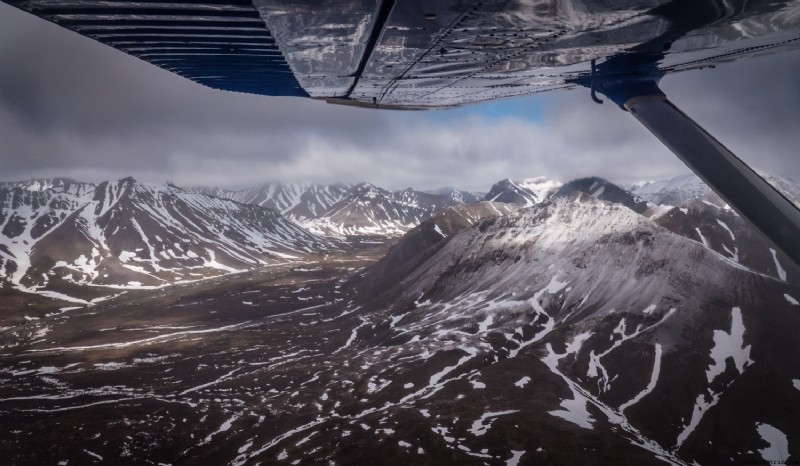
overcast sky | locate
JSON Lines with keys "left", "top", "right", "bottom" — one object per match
{"left": 1, "top": 3, "right": 798, "bottom": 192}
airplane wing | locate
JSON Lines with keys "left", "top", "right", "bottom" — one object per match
{"left": 3, "top": 0, "right": 799, "bottom": 108}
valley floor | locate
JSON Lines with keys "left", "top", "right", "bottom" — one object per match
{"left": 0, "top": 250, "right": 669, "bottom": 466}
{"left": 1, "top": 250, "right": 395, "bottom": 465}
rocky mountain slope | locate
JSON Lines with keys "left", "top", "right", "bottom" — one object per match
{"left": 628, "top": 174, "right": 800, "bottom": 283}
{"left": 631, "top": 173, "right": 800, "bottom": 209}
{"left": 484, "top": 176, "right": 562, "bottom": 206}
{"left": 358, "top": 201, "right": 518, "bottom": 294}
{"left": 0, "top": 178, "right": 333, "bottom": 304}
{"left": 424, "top": 187, "right": 485, "bottom": 204}
{"left": 303, "top": 183, "right": 459, "bottom": 237}
{"left": 192, "top": 183, "right": 353, "bottom": 222}
{"left": 347, "top": 184, "right": 799, "bottom": 465}
{"left": 195, "top": 182, "right": 463, "bottom": 237}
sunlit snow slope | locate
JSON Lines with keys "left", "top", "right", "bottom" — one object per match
{"left": 0, "top": 178, "right": 332, "bottom": 303}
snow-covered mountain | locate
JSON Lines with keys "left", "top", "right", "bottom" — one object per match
{"left": 349, "top": 184, "right": 800, "bottom": 465}
{"left": 631, "top": 173, "right": 800, "bottom": 209}
{"left": 359, "top": 201, "right": 518, "bottom": 294}
{"left": 550, "top": 177, "right": 796, "bottom": 282}
{"left": 0, "top": 178, "right": 333, "bottom": 303}
{"left": 766, "top": 175, "right": 800, "bottom": 207}
{"left": 304, "top": 183, "right": 459, "bottom": 237}
{"left": 484, "top": 176, "right": 562, "bottom": 206}
{"left": 191, "top": 177, "right": 563, "bottom": 238}
{"left": 193, "top": 182, "right": 462, "bottom": 237}
{"left": 628, "top": 174, "right": 719, "bottom": 207}
{"left": 0, "top": 175, "right": 553, "bottom": 303}
{"left": 621, "top": 174, "right": 798, "bottom": 282}
{"left": 652, "top": 199, "right": 798, "bottom": 282}
{"left": 423, "top": 187, "right": 485, "bottom": 204}
{"left": 555, "top": 177, "right": 650, "bottom": 214}
{"left": 0, "top": 178, "right": 95, "bottom": 194}
{"left": 190, "top": 183, "right": 353, "bottom": 222}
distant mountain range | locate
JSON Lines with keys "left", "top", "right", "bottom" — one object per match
{"left": 191, "top": 183, "right": 353, "bottom": 222}
{"left": 628, "top": 172, "right": 800, "bottom": 209}
{"left": 0, "top": 178, "right": 333, "bottom": 304}
{"left": 2, "top": 173, "right": 798, "bottom": 304}
{"left": 190, "top": 182, "right": 486, "bottom": 237}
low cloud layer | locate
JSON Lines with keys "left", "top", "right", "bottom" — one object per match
{"left": 1, "top": 3, "right": 798, "bottom": 191}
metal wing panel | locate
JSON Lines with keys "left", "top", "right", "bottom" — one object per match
{"left": 344, "top": 0, "right": 800, "bottom": 108}
{"left": 3, "top": 0, "right": 800, "bottom": 107}
{"left": 251, "top": 0, "right": 382, "bottom": 97}
{"left": 348, "top": 0, "right": 674, "bottom": 107}
{"left": 2, "top": 0, "right": 308, "bottom": 97}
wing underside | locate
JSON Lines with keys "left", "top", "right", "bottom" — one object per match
{"left": 4, "top": 0, "right": 800, "bottom": 108}
{"left": 2, "top": 0, "right": 308, "bottom": 96}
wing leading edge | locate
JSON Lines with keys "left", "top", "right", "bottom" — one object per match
{"left": 6, "top": 0, "right": 800, "bottom": 107}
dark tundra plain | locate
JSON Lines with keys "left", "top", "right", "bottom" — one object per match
{"left": 1, "top": 176, "right": 799, "bottom": 465}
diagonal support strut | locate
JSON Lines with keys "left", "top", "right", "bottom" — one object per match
{"left": 595, "top": 76, "right": 800, "bottom": 270}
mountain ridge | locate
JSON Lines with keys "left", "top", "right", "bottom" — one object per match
{"left": 0, "top": 177, "right": 335, "bottom": 304}
{"left": 3, "top": 173, "right": 799, "bottom": 305}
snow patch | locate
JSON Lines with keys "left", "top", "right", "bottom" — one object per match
{"left": 756, "top": 423, "right": 789, "bottom": 463}
{"left": 469, "top": 379, "right": 486, "bottom": 389}
{"left": 770, "top": 248, "right": 787, "bottom": 281}
{"left": 716, "top": 220, "right": 735, "bottom": 241}
{"left": 706, "top": 307, "right": 753, "bottom": 384}
{"left": 543, "top": 335, "right": 594, "bottom": 429}
{"left": 619, "top": 344, "right": 662, "bottom": 412}
{"left": 118, "top": 250, "right": 137, "bottom": 262}
{"left": 468, "top": 410, "right": 519, "bottom": 436}
{"left": 203, "top": 415, "right": 238, "bottom": 444}
{"left": 506, "top": 450, "right": 525, "bottom": 466}
{"left": 677, "top": 308, "right": 754, "bottom": 450}
{"left": 84, "top": 450, "right": 103, "bottom": 461}
{"left": 366, "top": 377, "right": 391, "bottom": 394}
{"left": 695, "top": 228, "right": 709, "bottom": 248}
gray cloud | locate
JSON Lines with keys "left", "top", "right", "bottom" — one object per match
{"left": 0, "top": 2, "right": 798, "bottom": 192}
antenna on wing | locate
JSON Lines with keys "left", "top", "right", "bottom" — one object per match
{"left": 590, "top": 60, "right": 604, "bottom": 105}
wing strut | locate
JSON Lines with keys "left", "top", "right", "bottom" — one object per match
{"left": 595, "top": 76, "right": 800, "bottom": 269}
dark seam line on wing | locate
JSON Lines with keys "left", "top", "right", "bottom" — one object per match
{"left": 342, "top": 0, "right": 396, "bottom": 99}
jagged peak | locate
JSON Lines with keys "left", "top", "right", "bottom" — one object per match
{"left": 491, "top": 178, "right": 515, "bottom": 188}
{"left": 117, "top": 176, "right": 138, "bottom": 185}
{"left": 349, "top": 182, "right": 388, "bottom": 197}
{"left": 553, "top": 177, "right": 649, "bottom": 214}
{"left": 488, "top": 176, "right": 559, "bottom": 191}
{"left": 0, "top": 177, "right": 91, "bottom": 192}
{"left": 484, "top": 176, "right": 560, "bottom": 207}
{"left": 559, "top": 176, "right": 612, "bottom": 187}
